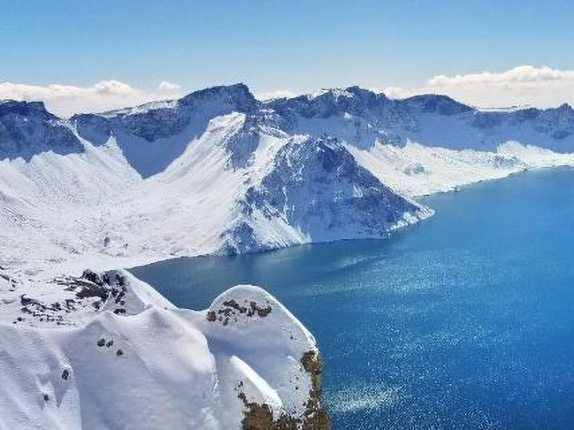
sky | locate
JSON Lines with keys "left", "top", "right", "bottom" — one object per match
{"left": 2, "top": 0, "right": 574, "bottom": 116}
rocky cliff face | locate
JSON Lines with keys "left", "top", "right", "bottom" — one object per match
{"left": 245, "top": 135, "right": 426, "bottom": 243}
{"left": 0, "top": 101, "right": 82, "bottom": 160}
{"left": 71, "top": 84, "right": 259, "bottom": 176}
{"left": 73, "top": 83, "right": 257, "bottom": 144}
{"left": 6, "top": 84, "right": 574, "bottom": 166}
{"left": 213, "top": 121, "right": 428, "bottom": 256}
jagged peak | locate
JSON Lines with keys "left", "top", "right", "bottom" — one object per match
{"left": 295, "top": 86, "right": 382, "bottom": 102}
{"left": 402, "top": 93, "right": 470, "bottom": 106}
{"left": 80, "top": 83, "right": 256, "bottom": 120}
{"left": 265, "top": 86, "right": 391, "bottom": 120}
{"left": 345, "top": 86, "right": 385, "bottom": 98}
{"left": 306, "top": 88, "right": 355, "bottom": 100}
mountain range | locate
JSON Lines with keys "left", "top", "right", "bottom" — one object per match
{"left": 3, "top": 83, "right": 574, "bottom": 274}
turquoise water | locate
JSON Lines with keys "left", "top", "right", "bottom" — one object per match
{"left": 130, "top": 168, "right": 574, "bottom": 429}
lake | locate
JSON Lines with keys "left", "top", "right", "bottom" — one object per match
{"left": 130, "top": 167, "right": 574, "bottom": 429}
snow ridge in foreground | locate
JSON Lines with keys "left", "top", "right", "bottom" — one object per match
{"left": 0, "top": 269, "right": 328, "bottom": 429}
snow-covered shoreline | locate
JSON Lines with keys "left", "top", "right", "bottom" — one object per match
{"left": 1, "top": 155, "right": 570, "bottom": 430}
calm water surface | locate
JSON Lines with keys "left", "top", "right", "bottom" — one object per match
{"left": 131, "top": 168, "right": 574, "bottom": 429}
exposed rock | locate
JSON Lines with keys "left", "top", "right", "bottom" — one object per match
{"left": 239, "top": 349, "right": 330, "bottom": 430}
{"left": 239, "top": 391, "right": 299, "bottom": 430}
{"left": 300, "top": 351, "right": 329, "bottom": 430}
{"left": 0, "top": 100, "right": 83, "bottom": 160}
{"left": 243, "top": 135, "right": 425, "bottom": 244}
{"left": 207, "top": 298, "right": 272, "bottom": 324}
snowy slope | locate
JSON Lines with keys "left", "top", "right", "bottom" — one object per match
{"left": 73, "top": 84, "right": 257, "bottom": 177}
{"left": 0, "top": 269, "right": 327, "bottom": 429}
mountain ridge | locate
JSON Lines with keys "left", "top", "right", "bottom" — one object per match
{"left": 3, "top": 82, "right": 574, "bottom": 167}
{"left": 1, "top": 83, "right": 574, "bottom": 277}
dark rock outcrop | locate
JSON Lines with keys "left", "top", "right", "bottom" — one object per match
{"left": 0, "top": 101, "right": 83, "bottom": 160}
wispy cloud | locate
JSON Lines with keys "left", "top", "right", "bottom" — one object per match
{"left": 255, "top": 89, "right": 301, "bottom": 100}
{"left": 157, "top": 81, "right": 181, "bottom": 92}
{"left": 382, "top": 66, "right": 574, "bottom": 108}
{"left": 0, "top": 80, "right": 183, "bottom": 117}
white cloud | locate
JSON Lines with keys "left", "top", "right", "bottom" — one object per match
{"left": 4, "top": 66, "right": 573, "bottom": 118}
{"left": 158, "top": 81, "right": 181, "bottom": 92}
{"left": 383, "top": 66, "right": 574, "bottom": 109}
{"left": 255, "top": 90, "right": 301, "bottom": 100}
{"left": 0, "top": 80, "right": 183, "bottom": 117}
{"left": 428, "top": 66, "right": 574, "bottom": 86}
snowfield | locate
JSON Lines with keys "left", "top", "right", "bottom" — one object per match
{"left": 2, "top": 84, "right": 574, "bottom": 429}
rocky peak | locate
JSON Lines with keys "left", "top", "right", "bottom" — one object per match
{"left": 0, "top": 100, "right": 56, "bottom": 121}
{"left": 179, "top": 83, "right": 257, "bottom": 113}
{"left": 0, "top": 100, "right": 82, "bottom": 160}
{"left": 345, "top": 86, "right": 388, "bottom": 102}
{"left": 267, "top": 86, "right": 390, "bottom": 120}
{"left": 238, "top": 133, "right": 426, "bottom": 249}
{"left": 72, "top": 84, "right": 258, "bottom": 145}
{"left": 401, "top": 94, "right": 474, "bottom": 115}
{"left": 555, "top": 103, "right": 574, "bottom": 113}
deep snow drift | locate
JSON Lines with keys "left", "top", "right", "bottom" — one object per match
{"left": 3, "top": 84, "right": 574, "bottom": 429}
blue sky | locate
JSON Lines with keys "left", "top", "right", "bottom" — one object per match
{"left": 3, "top": 0, "right": 574, "bottom": 114}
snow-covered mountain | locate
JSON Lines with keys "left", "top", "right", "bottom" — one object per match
{"left": 267, "top": 87, "right": 574, "bottom": 152}
{"left": 3, "top": 83, "right": 574, "bottom": 272}
{"left": 0, "top": 84, "right": 439, "bottom": 275}
{"left": 3, "top": 83, "right": 574, "bottom": 429}
{"left": 73, "top": 84, "right": 257, "bottom": 177}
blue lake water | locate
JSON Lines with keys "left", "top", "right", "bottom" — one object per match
{"left": 130, "top": 167, "right": 574, "bottom": 429}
